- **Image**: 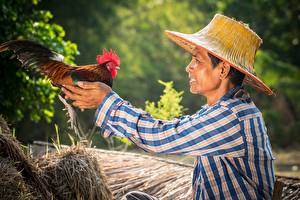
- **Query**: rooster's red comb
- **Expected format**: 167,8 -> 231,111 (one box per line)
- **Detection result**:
96,49 -> 120,67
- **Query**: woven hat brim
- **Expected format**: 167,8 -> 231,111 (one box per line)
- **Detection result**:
165,30 -> 273,95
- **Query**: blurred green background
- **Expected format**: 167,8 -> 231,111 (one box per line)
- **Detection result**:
0,0 -> 299,176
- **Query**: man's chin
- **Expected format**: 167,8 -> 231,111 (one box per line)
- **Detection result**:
190,88 -> 198,94
189,87 -> 204,95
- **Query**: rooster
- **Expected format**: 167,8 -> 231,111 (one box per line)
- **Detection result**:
0,40 -> 120,87
0,40 -> 120,144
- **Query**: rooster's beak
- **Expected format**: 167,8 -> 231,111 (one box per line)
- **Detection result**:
116,67 -> 120,70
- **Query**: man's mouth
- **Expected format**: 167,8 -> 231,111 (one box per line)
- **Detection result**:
189,78 -> 196,84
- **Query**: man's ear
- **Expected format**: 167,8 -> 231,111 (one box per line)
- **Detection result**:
219,62 -> 231,80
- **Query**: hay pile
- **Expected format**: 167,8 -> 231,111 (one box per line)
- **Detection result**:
0,121 -> 51,199
0,116 -> 113,200
87,148 -> 193,200
0,158 -> 35,200
35,147 -> 113,200
277,176 -> 300,200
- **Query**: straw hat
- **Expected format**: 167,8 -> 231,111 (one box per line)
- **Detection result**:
165,14 -> 273,95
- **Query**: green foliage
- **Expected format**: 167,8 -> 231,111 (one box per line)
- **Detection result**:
105,1 -> 207,108
145,80 -> 185,120
0,0 -> 78,123
255,50 -> 300,99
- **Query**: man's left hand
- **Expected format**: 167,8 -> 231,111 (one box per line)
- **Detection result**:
62,81 -> 111,109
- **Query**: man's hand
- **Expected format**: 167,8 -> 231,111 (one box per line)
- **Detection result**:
62,81 -> 111,109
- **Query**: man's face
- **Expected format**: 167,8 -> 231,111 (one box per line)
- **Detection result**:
186,48 -> 222,95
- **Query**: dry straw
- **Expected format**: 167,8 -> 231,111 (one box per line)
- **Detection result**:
35,147 -> 113,200
0,158 -> 35,200
0,115 -> 113,200
0,117 -> 51,199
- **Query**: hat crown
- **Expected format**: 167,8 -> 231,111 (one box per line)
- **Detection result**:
195,14 -> 262,74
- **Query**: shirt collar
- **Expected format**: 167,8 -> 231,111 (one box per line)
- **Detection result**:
220,85 -> 243,101
199,85 -> 249,110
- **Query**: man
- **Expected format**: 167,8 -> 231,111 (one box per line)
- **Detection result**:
63,14 -> 275,199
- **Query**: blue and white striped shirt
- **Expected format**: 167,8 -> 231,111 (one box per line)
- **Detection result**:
95,87 -> 275,199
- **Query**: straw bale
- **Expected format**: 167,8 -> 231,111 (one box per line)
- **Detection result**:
277,176 -> 300,200
35,147 -> 113,200
87,148 -> 194,200
0,122 -> 51,199
0,157 -> 35,200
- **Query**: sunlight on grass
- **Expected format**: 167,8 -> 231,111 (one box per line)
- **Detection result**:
273,150 -> 300,178
51,124 -> 61,154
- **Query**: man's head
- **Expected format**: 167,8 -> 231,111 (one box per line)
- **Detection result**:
186,48 -> 245,96
165,14 -> 273,95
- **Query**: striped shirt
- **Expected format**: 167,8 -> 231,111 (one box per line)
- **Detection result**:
95,86 -> 275,200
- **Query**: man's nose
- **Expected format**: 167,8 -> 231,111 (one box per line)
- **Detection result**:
185,65 -> 190,73
186,60 -> 194,73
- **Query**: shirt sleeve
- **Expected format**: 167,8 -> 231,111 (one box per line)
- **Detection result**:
95,91 -> 245,157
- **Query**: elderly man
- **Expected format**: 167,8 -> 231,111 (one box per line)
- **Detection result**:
63,14 -> 275,200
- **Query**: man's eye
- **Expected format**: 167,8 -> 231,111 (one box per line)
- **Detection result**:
195,59 -> 201,63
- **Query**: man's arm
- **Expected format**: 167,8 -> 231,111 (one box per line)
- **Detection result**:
63,82 -> 245,157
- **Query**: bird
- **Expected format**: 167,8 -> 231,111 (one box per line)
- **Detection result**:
0,39 -> 120,87
0,39 -> 121,144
